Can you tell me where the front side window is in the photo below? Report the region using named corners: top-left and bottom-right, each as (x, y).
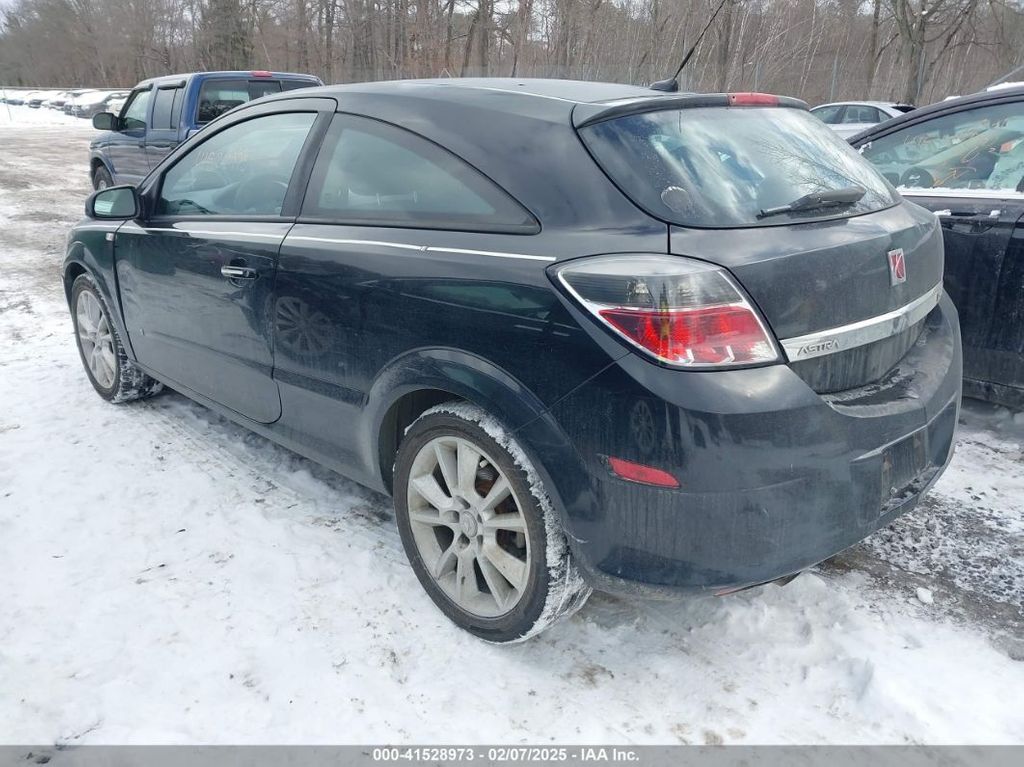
top-left (121, 89), bottom-right (152, 131)
top-left (302, 114), bottom-right (537, 232)
top-left (581, 106), bottom-right (897, 228)
top-left (860, 101), bottom-right (1024, 193)
top-left (157, 112), bottom-right (316, 217)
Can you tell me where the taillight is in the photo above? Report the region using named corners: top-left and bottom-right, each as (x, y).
top-left (250, 70), bottom-right (273, 78)
top-left (554, 255), bottom-right (778, 368)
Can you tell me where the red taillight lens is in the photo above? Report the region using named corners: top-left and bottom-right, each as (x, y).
top-left (250, 70), bottom-right (273, 78)
top-left (599, 305), bottom-right (770, 365)
top-left (728, 92), bottom-right (780, 106)
top-left (555, 255), bottom-right (778, 368)
top-left (607, 457), bottom-right (680, 488)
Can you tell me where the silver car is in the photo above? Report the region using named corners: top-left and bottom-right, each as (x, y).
top-left (811, 101), bottom-right (915, 139)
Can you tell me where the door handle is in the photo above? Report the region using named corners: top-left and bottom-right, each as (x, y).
top-left (937, 209), bottom-right (1001, 221)
top-left (221, 265), bottom-right (258, 281)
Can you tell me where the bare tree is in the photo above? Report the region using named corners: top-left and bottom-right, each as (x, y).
top-left (1, 0), bottom-right (1021, 108)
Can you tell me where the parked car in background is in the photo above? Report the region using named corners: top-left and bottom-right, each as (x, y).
top-left (16, 90), bottom-right (43, 106)
top-left (88, 70), bottom-right (322, 189)
top-left (105, 93), bottom-right (128, 115)
top-left (0, 89), bottom-right (29, 105)
top-left (27, 91), bottom-right (56, 108)
top-left (70, 90), bottom-right (127, 119)
top-left (987, 81), bottom-right (1024, 93)
top-left (63, 89), bottom-right (100, 114)
top-left (66, 80), bottom-right (961, 640)
top-left (42, 91), bottom-right (72, 109)
top-left (851, 84), bottom-right (1024, 409)
top-left (812, 101), bottom-right (915, 138)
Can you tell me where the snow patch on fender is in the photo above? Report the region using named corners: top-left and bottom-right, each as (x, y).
top-left (416, 402), bottom-right (593, 642)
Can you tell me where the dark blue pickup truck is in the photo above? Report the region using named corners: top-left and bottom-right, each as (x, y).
top-left (89, 70), bottom-right (322, 189)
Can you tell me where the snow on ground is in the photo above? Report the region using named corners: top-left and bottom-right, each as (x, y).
top-left (0, 103), bottom-right (93, 128)
top-left (0, 123), bottom-right (1022, 746)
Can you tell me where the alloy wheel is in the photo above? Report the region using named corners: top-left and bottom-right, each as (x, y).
top-left (406, 435), bottom-right (531, 618)
top-left (76, 290), bottom-right (116, 389)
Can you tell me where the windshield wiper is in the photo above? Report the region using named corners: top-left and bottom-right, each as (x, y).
top-left (757, 186), bottom-right (866, 219)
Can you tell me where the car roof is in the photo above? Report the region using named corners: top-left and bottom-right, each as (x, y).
top-left (258, 77), bottom-right (775, 124)
top-left (134, 71), bottom-right (322, 89)
top-left (848, 83), bottom-right (1024, 144)
top-left (312, 77), bottom-right (655, 104)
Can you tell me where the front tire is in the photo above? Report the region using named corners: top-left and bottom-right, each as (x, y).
top-left (71, 274), bottom-right (162, 403)
top-left (394, 403), bottom-right (591, 642)
top-left (92, 164), bottom-right (113, 190)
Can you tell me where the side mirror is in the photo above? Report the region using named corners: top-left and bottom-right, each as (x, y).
top-left (92, 112), bottom-right (117, 131)
top-left (86, 185), bottom-right (140, 220)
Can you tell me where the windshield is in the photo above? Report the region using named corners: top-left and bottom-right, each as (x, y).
top-left (580, 106), bottom-right (897, 227)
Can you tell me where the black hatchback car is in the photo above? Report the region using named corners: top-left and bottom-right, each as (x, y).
top-left (64, 79), bottom-right (962, 641)
top-left (851, 85), bottom-right (1024, 409)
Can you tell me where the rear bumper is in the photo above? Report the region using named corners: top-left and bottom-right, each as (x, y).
top-left (538, 292), bottom-right (962, 598)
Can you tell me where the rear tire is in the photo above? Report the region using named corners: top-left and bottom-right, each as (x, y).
top-left (92, 164), bottom-right (113, 190)
top-left (71, 274), bottom-right (162, 403)
top-left (393, 403), bottom-right (591, 642)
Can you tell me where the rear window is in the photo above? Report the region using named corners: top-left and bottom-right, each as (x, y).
top-left (580, 106), bottom-right (897, 228)
top-left (196, 78), bottom-right (314, 124)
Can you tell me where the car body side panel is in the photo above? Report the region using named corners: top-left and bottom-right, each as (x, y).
top-left (272, 223), bottom-right (661, 485)
top-left (901, 194), bottom-right (1020, 386)
top-left (965, 208), bottom-right (1024, 407)
top-left (114, 221), bottom-right (289, 424)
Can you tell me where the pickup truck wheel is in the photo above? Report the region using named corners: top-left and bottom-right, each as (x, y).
top-left (394, 403), bottom-right (591, 642)
top-left (92, 165), bottom-right (113, 190)
top-left (72, 274), bottom-right (163, 403)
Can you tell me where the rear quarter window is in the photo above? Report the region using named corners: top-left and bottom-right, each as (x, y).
top-left (580, 106), bottom-right (897, 228)
top-left (302, 114), bottom-right (538, 233)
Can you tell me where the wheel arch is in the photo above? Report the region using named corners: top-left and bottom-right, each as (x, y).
top-left (367, 348), bottom-right (554, 495)
top-left (89, 155), bottom-right (111, 178)
top-left (62, 258), bottom-right (89, 304)
top-left (367, 347), bottom-right (597, 591)
top-left (62, 244), bottom-right (136, 361)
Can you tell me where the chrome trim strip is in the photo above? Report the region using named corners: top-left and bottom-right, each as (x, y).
top-left (137, 230), bottom-right (555, 262)
top-left (143, 227), bottom-right (282, 240)
top-left (288, 235), bottom-right (423, 251)
top-left (780, 283), bottom-right (943, 362)
top-left (426, 245), bottom-right (555, 262)
top-left (288, 235), bottom-right (556, 262)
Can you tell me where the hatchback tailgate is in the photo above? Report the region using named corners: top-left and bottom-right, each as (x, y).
top-left (670, 203), bottom-right (944, 391)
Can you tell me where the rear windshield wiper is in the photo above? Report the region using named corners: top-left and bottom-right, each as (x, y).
top-left (757, 186), bottom-right (866, 219)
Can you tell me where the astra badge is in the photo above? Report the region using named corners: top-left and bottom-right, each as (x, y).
top-left (887, 248), bottom-right (907, 285)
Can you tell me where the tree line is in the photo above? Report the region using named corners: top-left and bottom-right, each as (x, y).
top-left (2, 0), bottom-right (1024, 106)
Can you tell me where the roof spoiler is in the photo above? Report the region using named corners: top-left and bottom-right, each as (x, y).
top-left (572, 92), bottom-right (809, 128)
